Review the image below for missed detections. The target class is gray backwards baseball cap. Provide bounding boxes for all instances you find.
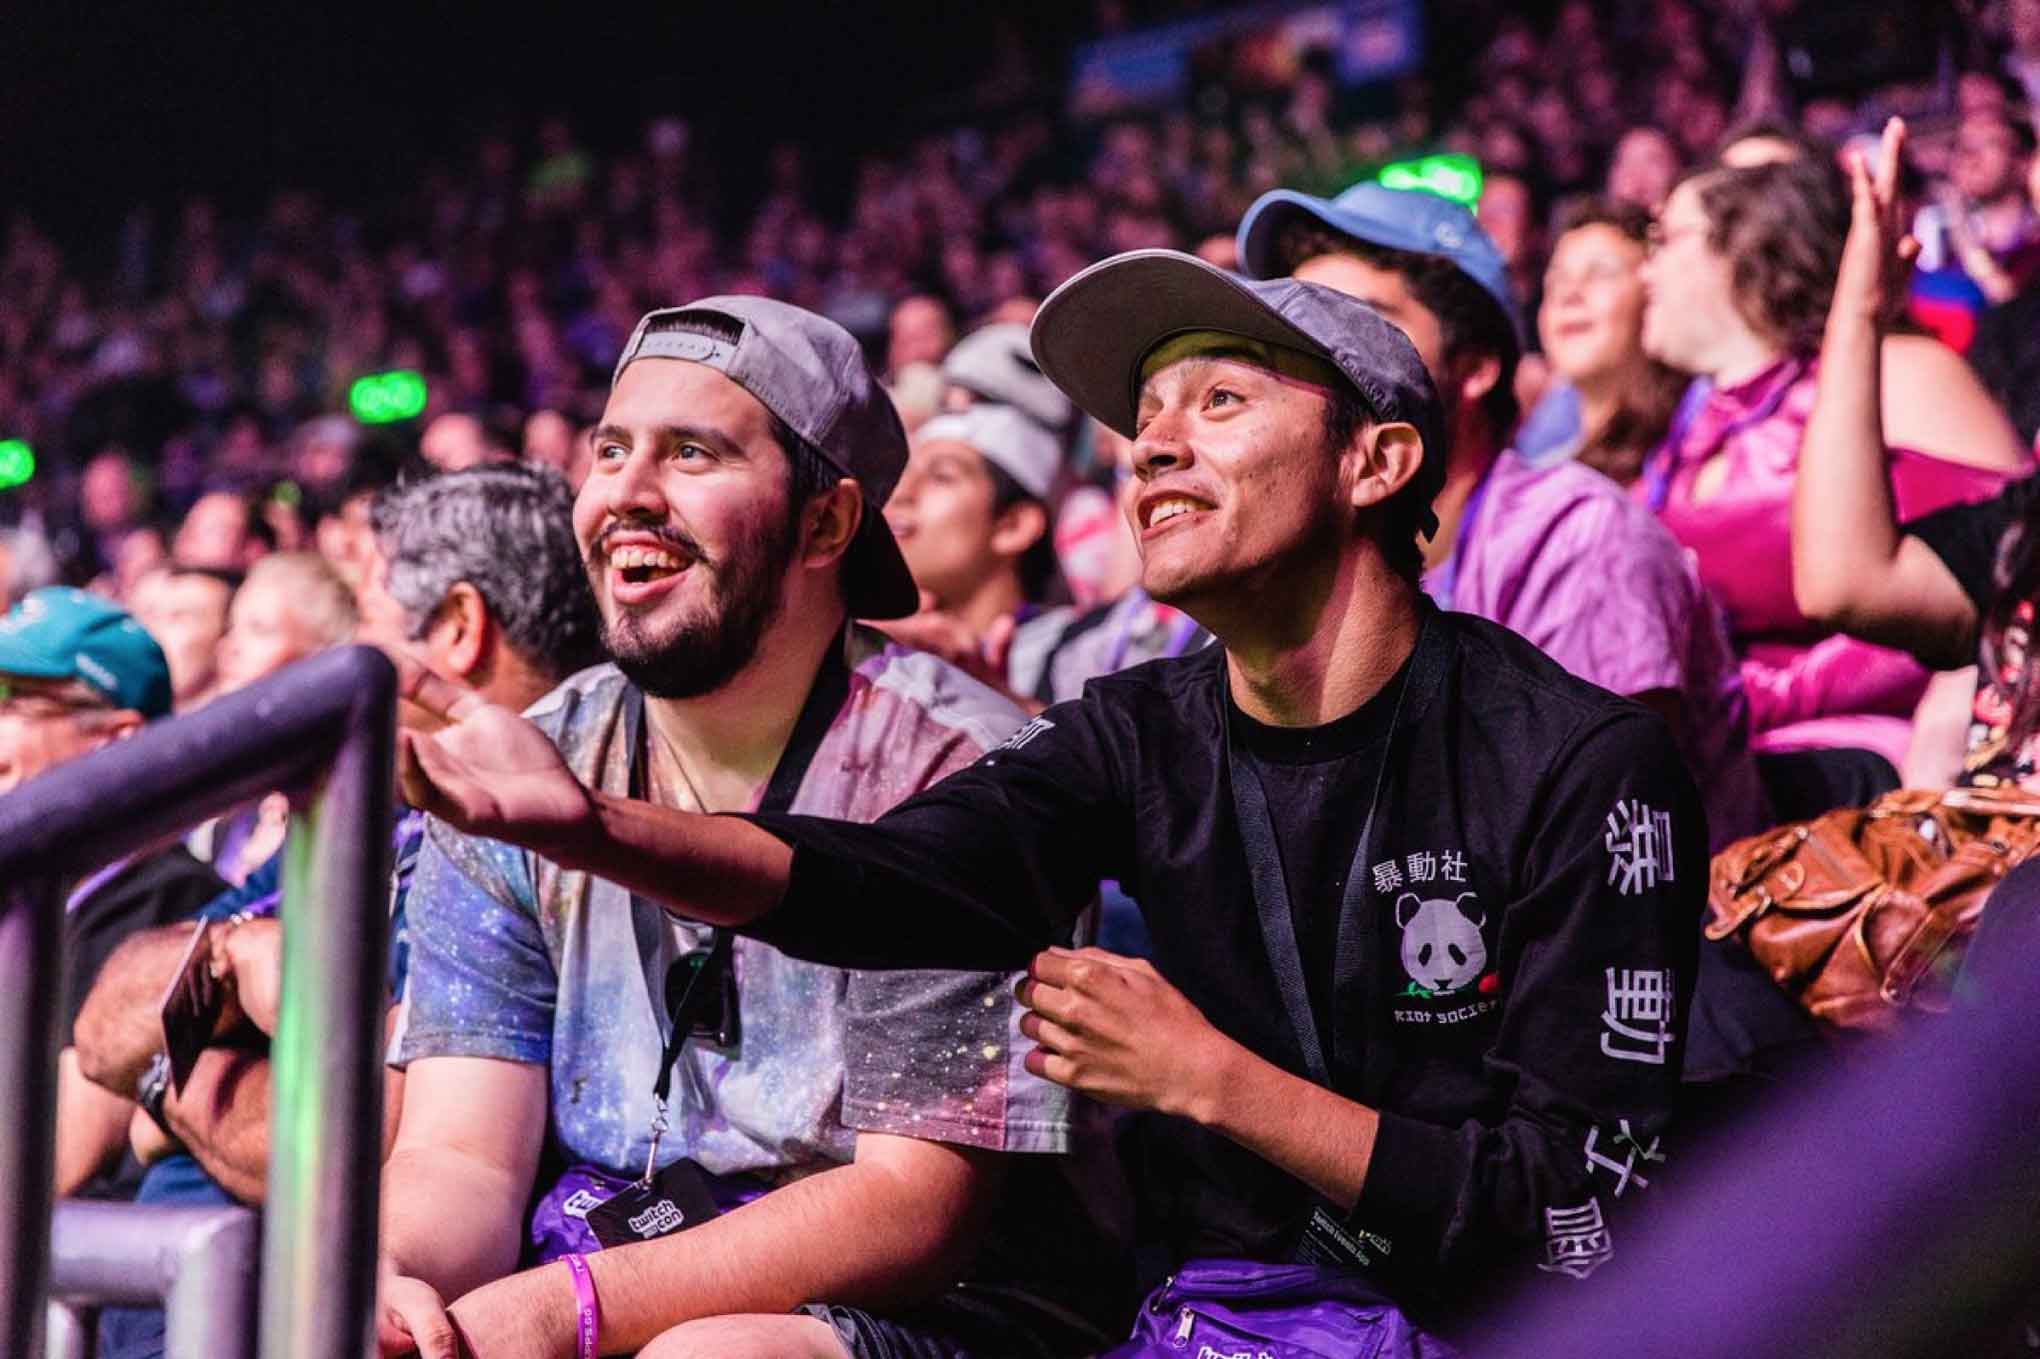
[1029,249,1446,538]
[613,295,919,619]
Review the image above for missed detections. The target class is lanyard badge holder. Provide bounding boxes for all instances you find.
[585,638,851,1250]
[1226,618,1434,1274]
[583,933,733,1249]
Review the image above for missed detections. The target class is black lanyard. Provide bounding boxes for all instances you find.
[643,636,852,1112]
[1223,619,1435,1090]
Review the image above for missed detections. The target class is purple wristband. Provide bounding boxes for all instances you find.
[563,1253,600,1359]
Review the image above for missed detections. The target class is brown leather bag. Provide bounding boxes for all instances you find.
[1706,786,2040,1034]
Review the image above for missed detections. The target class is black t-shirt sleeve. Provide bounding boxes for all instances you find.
[61,849,228,1048]
[1351,710,1705,1285]
[740,696,1130,971]
[1904,474,2040,615]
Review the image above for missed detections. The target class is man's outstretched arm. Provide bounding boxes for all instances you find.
[398,664,1116,970]
[397,674,794,930]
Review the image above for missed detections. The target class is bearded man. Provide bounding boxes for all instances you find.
[374,299,1123,1359]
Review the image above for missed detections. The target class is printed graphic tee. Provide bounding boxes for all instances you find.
[398,627,1123,1315]
[742,605,1706,1334]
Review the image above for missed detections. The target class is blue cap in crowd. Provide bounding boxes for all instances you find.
[1235,181,1523,348]
[0,587,173,718]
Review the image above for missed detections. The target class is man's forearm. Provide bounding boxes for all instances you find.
[1194,1041,1379,1212]
[74,924,201,1093]
[55,1050,136,1198]
[553,791,793,929]
[162,1047,270,1204]
[382,1146,534,1301]
[451,1144,995,1358]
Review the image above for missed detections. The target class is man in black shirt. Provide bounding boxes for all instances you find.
[399,251,1706,1343]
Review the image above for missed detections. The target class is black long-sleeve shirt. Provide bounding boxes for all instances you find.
[742,606,1705,1324]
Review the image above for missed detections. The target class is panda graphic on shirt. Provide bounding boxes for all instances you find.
[1375,848,1502,1027]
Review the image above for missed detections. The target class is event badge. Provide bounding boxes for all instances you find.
[1295,1206,1393,1272]
[584,1157,722,1248]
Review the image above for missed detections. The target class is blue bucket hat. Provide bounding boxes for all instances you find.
[1235,181,1523,349]
[0,587,173,718]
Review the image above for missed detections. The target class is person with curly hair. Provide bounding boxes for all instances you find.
[1639,158,2027,783]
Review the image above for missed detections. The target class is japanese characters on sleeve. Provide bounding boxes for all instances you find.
[1352,708,1705,1289]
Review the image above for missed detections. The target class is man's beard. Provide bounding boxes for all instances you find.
[595,510,797,700]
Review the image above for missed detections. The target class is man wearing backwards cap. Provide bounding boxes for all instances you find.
[0,588,226,1200]
[377,297,1123,1359]
[398,256,1703,1345]
[1236,180,1767,851]
[881,403,1072,700]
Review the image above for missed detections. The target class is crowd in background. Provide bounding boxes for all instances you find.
[6,0,2040,612]
[12,0,2040,1354]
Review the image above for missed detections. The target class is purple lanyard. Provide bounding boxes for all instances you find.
[1640,362,1802,514]
[65,856,135,914]
[1429,459,1498,611]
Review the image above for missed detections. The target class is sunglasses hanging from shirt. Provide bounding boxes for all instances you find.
[588,639,853,1249]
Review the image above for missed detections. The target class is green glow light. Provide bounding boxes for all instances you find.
[347,370,428,424]
[0,439,34,489]
[1377,153,1484,208]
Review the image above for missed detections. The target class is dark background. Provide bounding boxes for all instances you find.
[1,3,1104,237]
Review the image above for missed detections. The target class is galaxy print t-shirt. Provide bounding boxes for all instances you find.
[395,626,1084,1181]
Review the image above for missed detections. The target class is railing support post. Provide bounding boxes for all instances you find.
[260,666,393,1359]
[0,879,61,1359]
[0,646,397,1359]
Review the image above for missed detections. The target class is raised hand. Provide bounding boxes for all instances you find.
[1834,117,1917,328]
[393,652,597,858]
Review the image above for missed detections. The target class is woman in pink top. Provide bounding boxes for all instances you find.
[1638,158,2028,770]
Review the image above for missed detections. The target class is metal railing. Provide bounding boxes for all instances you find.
[46,1202,259,1359]
[0,645,394,1359]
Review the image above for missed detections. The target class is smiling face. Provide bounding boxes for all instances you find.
[1539,223,1650,388]
[1127,341,1350,611]
[575,358,802,699]
[886,436,1006,608]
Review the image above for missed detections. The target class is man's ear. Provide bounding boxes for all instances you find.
[428,582,491,680]
[988,499,1048,561]
[1347,422,1426,512]
[802,479,864,569]
[1454,351,1503,412]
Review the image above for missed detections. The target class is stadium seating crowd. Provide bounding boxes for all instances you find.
[9,1,2040,1355]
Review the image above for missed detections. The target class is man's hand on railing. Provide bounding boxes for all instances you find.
[394,653,598,859]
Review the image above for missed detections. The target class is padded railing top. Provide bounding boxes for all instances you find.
[0,644,395,882]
